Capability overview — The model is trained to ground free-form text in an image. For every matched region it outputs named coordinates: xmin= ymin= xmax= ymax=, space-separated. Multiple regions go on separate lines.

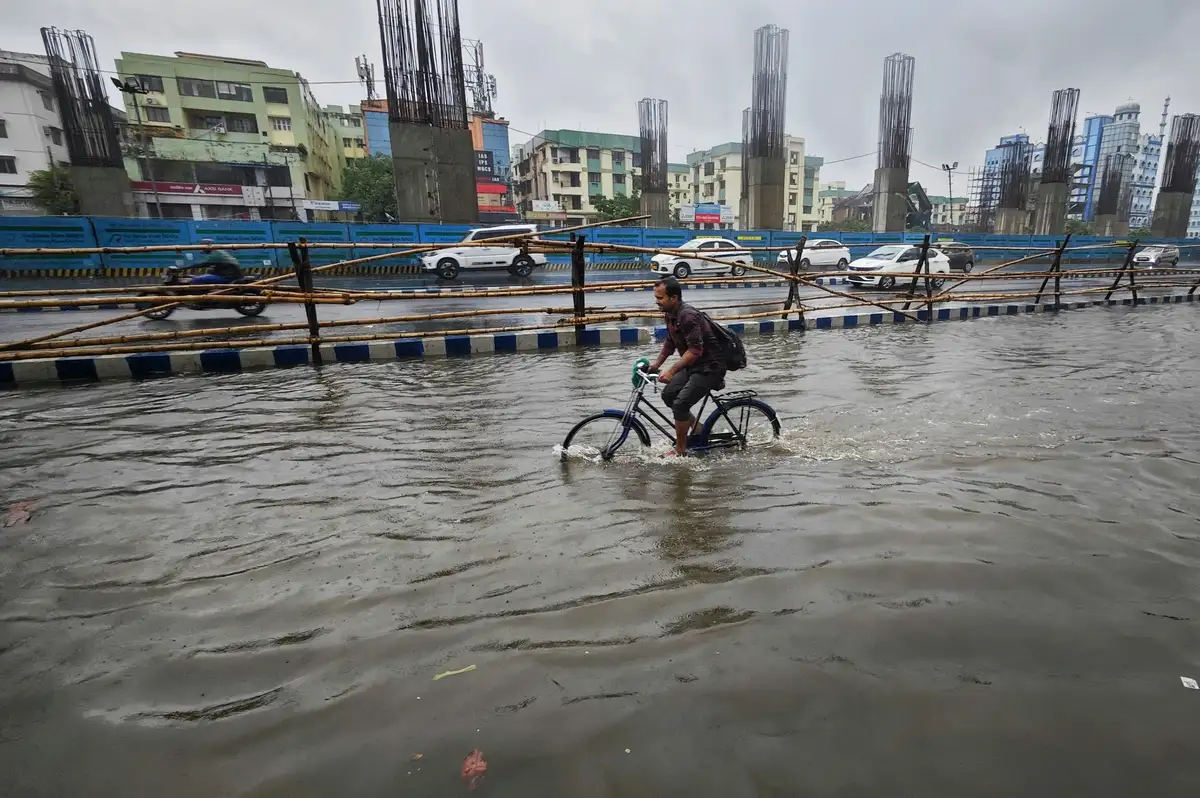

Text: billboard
xmin=679 ymin=203 xmax=734 ymax=224
xmin=475 ymin=150 xmax=501 ymax=183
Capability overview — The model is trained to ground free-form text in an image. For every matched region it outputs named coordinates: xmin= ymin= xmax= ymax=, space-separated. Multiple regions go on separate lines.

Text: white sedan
xmin=776 ymin=238 xmax=851 ymax=270
xmin=845 ymin=244 xmax=951 ymax=289
xmin=419 ymin=223 xmax=548 ymax=280
xmin=649 ymin=238 xmax=752 ymax=279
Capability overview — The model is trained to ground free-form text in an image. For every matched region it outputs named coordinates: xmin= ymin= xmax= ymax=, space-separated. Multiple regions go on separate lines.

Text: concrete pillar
xmin=745 ymin=156 xmax=785 ymax=230
xmin=1032 ymin=181 xmax=1069 ymax=236
xmin=640 ymin=191 xmax=670 ymax=228
xmin=389 ymin=122 xmax=479 ymax=224
xmin=871 ymin=167 xmax=908 ymax=233
xmin=1150 ymin=192 xmax=1191 ymax=238
xmin=994 ymin=207 xmax=1028 ymax=235
xmin=1092 ymin=214 xmax=1128 ymax=238
xmin=70 ymin=166 xmax=135 ymax=218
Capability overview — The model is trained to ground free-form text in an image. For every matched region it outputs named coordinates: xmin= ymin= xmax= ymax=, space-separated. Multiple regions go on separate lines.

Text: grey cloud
xmin=7 ymin=0 xmax=1199 ymax=189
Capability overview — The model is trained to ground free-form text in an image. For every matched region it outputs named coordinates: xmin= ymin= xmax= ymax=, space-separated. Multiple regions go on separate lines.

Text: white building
xmin=1187 ymin=164 xmax=1200 ymax=239
xmin=0 ymin=51 xmax=70 ymax=215
xmin=1130 ymin=132 xmax=1164 ymax=229
xmin=684 ymin=136 xmax=822 ymax=230
xmin=928 ymin=195 xmax=968 ymax=228
xmin=511 ymin=129 xmax=642 ymax=226
xmin=668 ymin=162 xmax=690 ymax=215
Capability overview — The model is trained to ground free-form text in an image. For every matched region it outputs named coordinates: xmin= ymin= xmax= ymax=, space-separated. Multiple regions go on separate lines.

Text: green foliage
xmin=822 ymin=217 xmax=871 ymax=233
xmin=1129 ymin=226 xmax=1152 ymax=238
xmin=590 ymin=189 xmax=642 ymax=222
xmin=1064 ymin=219 xmax=1095 ymax=236
xmin=27 ymin=163 xmax=79 ymax=216
xmin=338 ymin=154 xmax=397 ymax=221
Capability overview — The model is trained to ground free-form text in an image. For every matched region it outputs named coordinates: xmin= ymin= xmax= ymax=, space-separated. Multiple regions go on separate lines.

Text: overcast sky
xmin=7 ymin=0 xmax=1199 ymax=191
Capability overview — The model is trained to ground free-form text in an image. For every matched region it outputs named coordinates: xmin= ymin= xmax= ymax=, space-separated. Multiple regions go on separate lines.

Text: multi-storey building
xmin=927 ymin=195 xmax=968 ymax=228
xmin=323 ymin=104 xmax=366 ymax=169
xmin=112 ymin=50 xmax=342 ymax=220
xmin=512 ymin=129 xmax=642 ymax=226
xmin=684 ymin=137 xmax=823 ymax=230
xmin=0 ymin=50 xmax=70 ymax=215
xmin=469 ymin=113 xmax=516 ymax=223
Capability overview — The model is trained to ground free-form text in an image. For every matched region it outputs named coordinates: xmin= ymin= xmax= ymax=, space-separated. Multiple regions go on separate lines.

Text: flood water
xmin=2 ymin=304 xmax=1200 ymax=796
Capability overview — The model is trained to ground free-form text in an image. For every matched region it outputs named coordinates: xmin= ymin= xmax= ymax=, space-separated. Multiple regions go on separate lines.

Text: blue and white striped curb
xmin=1 ymin=291 xmax=1194 ymax=390
xmin=0 ymin=278 xmax=849 ymax=313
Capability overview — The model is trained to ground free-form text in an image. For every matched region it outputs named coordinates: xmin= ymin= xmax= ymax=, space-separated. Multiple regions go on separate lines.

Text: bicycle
xmin=560 ymin=358 xmax=782 ymax=461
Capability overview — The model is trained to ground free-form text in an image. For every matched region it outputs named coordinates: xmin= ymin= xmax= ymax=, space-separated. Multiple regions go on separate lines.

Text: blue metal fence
xmin=0 ymin=215 xmax=1195 ymax=274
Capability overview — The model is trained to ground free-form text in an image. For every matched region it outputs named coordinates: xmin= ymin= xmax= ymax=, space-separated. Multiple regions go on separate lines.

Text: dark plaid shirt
xmin=662 ymin=302 xmax=724 ymax=374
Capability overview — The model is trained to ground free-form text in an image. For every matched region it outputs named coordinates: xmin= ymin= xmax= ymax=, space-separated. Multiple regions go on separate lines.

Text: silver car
xmin=1134 ymin=245 xmax=1179 ymax=268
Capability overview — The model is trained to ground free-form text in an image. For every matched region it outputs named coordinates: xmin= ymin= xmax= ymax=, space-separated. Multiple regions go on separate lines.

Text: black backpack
xmin=700 ymin=311 xmax=747 ymax=371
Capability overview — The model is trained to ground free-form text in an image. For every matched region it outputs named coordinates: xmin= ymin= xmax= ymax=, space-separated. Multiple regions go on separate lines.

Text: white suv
xmin=649 ymin=238 xmax=752 ymax=278
xmin=420 ymin=224 xmax=548 ymax=280
xmin=776 ymin=238 xmax=851 ymax=270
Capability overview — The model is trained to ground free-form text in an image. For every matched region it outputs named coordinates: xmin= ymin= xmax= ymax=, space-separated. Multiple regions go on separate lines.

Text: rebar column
xmin=872 ymin=53 xmax=915 ymax=233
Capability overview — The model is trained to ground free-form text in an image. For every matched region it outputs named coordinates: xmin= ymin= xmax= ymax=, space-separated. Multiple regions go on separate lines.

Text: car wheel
xmin=800 ymin=258 xmax=811 ymax=270
xmin=836 ymin=258 xmax=848 ymax=269
xmin=510 ymin=254 xmax=535 ymax=277
xmin=1172 ymin=258 xmax=1179 ymax=267
xmin=929 ymin=277 xmax=945 ymax=290
xmin=730 ymin=262 xmax=747 ymax=277
xmin=673 ymin=262 xmax=691 ymax=279
xmin=436 ymin=258 xmax=459 ymax=280
xmin=879 ymin=276 xmax=896 ymax=290
xmin=963 ymin=261 xmax=974 ymax=273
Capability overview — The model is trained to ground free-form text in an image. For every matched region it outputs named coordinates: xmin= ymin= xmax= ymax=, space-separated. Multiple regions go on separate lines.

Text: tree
xmin=338 ymin=154 xmax=397 ymax=222
xmin=27 ymin=163 xmax=79 ymax=216
xmin=822 ymin=217 xmax=871 ymax=233
xmin=590 ymin=189 xmax=641 ymax=223
xmin=669 ymin=206 xmax=681 ymax=227
xmin=1064 ymin=219 xmax=1095 ymax=236
xmin=1129 ymin=226 xmax=1152 ymax=239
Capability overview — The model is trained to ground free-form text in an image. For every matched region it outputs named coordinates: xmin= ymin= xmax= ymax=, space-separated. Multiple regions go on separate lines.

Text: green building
xmin=323 ymin=105 xmax=367 ymax=172
xmin=113 ymin=50 xmax=342 ymax=220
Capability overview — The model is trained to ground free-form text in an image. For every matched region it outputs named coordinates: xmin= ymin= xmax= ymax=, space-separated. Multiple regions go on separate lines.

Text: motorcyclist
xmin=187 ymin=239 xmax=245 ymax=285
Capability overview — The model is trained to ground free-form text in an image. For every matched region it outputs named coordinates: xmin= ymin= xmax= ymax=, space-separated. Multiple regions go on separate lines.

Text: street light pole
xmin=113 ymin=77 xmax=163 ymax=218
xmin=941 ymin=162 xmax=958 ymax=229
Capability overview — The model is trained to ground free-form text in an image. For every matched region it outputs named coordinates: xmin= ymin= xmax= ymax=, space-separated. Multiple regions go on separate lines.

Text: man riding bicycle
xmin=649 ymin=276 xmax=727 ymax=456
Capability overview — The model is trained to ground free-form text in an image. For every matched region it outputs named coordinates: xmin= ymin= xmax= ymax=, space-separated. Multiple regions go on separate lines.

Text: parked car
xmin=776 ymin=238 xmax=851 ymax=270
xmin=1134 ymin=244 xmax=1180 ymax=268
xmin=933 ymin=241 xmax=975 ymax=272
xmin=649 ymin=238 xmax=752 ymax=278
xmin=845 ymin=244 xmax=952 ymax=289
xmin=420 ymin=224 xmax=547 ymax=280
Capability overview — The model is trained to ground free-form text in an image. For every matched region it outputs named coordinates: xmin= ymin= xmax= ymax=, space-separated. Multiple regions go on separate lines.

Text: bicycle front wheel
xmin=560 ymin=411 xmax=651 ymax=462
xmin=700 ymin=398 xmax=781 ymax=451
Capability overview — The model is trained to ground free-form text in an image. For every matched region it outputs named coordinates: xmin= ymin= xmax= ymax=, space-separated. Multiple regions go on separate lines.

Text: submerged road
xmin=1 ymin=302 xmax=1199 ymax=795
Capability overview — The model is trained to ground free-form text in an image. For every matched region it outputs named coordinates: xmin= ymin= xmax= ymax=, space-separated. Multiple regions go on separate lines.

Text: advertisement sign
xmin=475 ymin=150 xmax=500 ymax=182
xmin=338 ymin=201 xmax=361 ymax=212
xmin=130 ymin=181 xmax=243 ymax=196
xmin=531 ymin=200 xmax=561 ymax=213
xmin=679 ymin=203 xmax=734 ymax=224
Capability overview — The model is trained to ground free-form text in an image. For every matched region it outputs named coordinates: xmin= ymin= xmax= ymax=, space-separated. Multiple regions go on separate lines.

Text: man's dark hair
xmin=655 ymin=276 xmax=683 ymax=299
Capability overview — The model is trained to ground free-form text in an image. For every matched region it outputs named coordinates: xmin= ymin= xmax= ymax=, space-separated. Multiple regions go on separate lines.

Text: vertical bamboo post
xmin=288 ymin=238 xmax=322 ymax=366
xmin=1105 ymin=239 xmax=1139 ymax=304
xmin=1034 ymin=234 xmax=1070 ymax=308
xmin=571 ymin=233 xmax=586 ymax=339
xmin=901 ymin=235 xmax=931 ymax=316
xmin=781 ymin=235 xmax=806 ymax=324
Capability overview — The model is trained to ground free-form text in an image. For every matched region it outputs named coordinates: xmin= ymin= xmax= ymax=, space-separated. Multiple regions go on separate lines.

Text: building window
xmin=270 ymin=116 xmax=292 ymax=131
xmin=177 ymin=77 xmax=217 ymax=98
xmin=136 ymin=75 xmax=165 ymax=93
xmin=612 ymin=150 xmax=624 ymax=165
xmin=48 ymin=127 xmax=63 ymax=146
xmin=0 ymin=119 xmax=6 ymax=138
xmin=263 ymin=86 xmax=289 ymax=104
xmin=789 ymin=192 xmax=797 ymax=206
xmin=614 ymin=174 xmax=625 ymax=185
xmin=588 ymin=172 xmax=601 ymax=184
xmin=355 ymin=138 xmax=364 ymax=147
xmin=343 ymin=137 xmax=352 ymax=147
xmin=587 ymin=147 xmax=600 ymax=161
xmin=226 ymin=113 xmax=259 ymax=133
xmin=144 ymin=107 xmax=171 ymax=123
xmin=216 ymin=81 xmax=254 ymax=102
xmin=704 ymin=162 xmax=715 ymax=176
xmin=351 ymin=117 xmax=362 ymax=127
xmin=0 ymin=157 xmax=16 ymax=174
xmin=39 ymin=91 xmax=54 ymax=111
xmin=719 ymin=158 xmax=726 ymax=169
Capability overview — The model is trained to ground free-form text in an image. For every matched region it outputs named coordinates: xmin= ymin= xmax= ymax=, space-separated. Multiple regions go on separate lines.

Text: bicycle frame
xmin=602 ymin=371 xmax=753 ymax=456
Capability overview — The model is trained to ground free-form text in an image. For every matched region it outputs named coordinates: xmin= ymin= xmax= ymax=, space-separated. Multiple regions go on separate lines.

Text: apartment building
xmin=684 ymin=136 xmax=823 ymax=230
xmin=512 ymin=129 xmax=642 ymax=225
xmin=815 ymin=181 xmax=856 ymax=225
xmin=112 ymin=51 xmax=342 ymax=220
xmin=928 ymin=195 xmax=968 ymax=228
xmin=0 ymin=50 xmax=70 ymax=215
xmin=668 ymin=163 xmax=691 ymax=214
xmin=323 ymin=104 xmax=366 ymax=168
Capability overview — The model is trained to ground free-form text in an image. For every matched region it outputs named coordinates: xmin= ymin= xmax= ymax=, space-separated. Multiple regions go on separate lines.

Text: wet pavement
xmin=2 ymin=302 xmax=1200 ymax=796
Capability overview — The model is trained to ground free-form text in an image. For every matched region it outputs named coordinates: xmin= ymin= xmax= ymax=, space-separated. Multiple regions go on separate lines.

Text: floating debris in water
xmin=3 ymin=500 xmax=35 ymax=527
xmin=1182 ymin=676 xmax=1198 ymax=690
xmin=462 ymin=749 xmax=487 ymax=790
xmin=434 ymin=664 xmax=477 ymax=681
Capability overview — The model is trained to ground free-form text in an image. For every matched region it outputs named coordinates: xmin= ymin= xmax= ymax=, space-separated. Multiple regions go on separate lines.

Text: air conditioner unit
xmin=144 ymin=97 xmax=159 ymax=106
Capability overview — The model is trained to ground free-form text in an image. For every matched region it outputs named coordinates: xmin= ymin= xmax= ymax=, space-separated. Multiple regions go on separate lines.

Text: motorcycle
xmin=136 ymin=264 xmax=268 ymax=321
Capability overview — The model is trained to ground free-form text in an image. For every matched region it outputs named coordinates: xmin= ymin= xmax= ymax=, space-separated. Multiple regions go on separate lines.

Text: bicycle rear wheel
xmin=560 ymin=411 xmax=651 ymax=462
xmin=700 ymin=398 xmax=781 ymax=451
